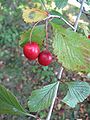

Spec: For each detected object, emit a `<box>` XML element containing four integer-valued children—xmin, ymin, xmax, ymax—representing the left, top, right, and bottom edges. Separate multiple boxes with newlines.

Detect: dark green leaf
<box><xmin>19</xmin><ymin>25</ymin><xmax>45</xmax><ymax>47</ymax></box>
<box><xmin>62</xmin><ymin>81</ymin><xmax>90</xmax><ymax>108</ymax></box>
<box><xmin>52</xmin><ymin>23</ymin><xmax>90</xmax><ymax>73</ymax></box>
<box><xmin>28</xmin><ymin>82</ymin><xmax>59</xmax><ymax>112</ymax></box>
<box><xmin>0</xmin><ymin>84</ymin><xmax>26</xmax><ymax>115</ymax></box>
<box><xmin>54</xmin><ymin>0</ymin><xmax>68</xmax><ymax>9</ymax></box>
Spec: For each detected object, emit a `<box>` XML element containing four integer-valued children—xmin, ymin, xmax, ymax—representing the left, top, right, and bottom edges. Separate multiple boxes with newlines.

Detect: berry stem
<box><xmin>45</xmin><ymin>19</ymin><xmax>49</xmax><ymax>49</ymax></box>
<box><xmin>29</xmin><ymin>20</ymin><xmax>42</xmax><ymax>43</ymax></box>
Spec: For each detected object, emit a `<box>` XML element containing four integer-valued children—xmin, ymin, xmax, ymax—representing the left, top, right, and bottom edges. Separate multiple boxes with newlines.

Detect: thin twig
<box><xmin>24</xmin><ymin>112</ymin><xmax>37</xmax><ymax>119</ymax></box>
<box><xmin>57</xmin><ymin>67</ymin><xmax>64</xmax><ymax>80</ymax></box>
<box><xmin>44</xmin><ymin>15</ymin><xmax>75</xmax><ymax>30</ymax></box>
<box><xmin>74</xmin><ymin>0</ymin><xmax>86</xmax><ymax>32</ymax></box>
<box><xmin>29</xmin><ymin>14</ymin><xmax>75</xmax><ymax>43</ymax></box>
<box><xmin>46</xmin><ymin>81</ymin><xmax>60</xmax><ymax>120</ymax></box>
<box><xmin>46</xmin><ymin>67</ymin><xmax>64</xmax><ymax>120</ymax></box>
<box><xmin>46</xmin><ymin>19</ymin><xmax>49</xmax><ymax>49</ymax></box>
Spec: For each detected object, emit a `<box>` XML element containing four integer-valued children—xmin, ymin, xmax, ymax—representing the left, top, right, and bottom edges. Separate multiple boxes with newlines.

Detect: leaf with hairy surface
<box><xmin>62</xmin><ymin>81</ymin><xmax>90</xmax><ymax>108</ymax></box>
<box><xmin>52</xmin><ymin>23</ymin><xmax>90</xmax><ymax>73</ymax></box>
<box><xmin>28</xmin><ymin>82</ymin><xmax>59</xmax><ymax>112</ymax></box>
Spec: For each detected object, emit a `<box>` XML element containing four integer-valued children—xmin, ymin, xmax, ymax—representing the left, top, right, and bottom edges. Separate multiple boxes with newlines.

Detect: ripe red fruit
<box><xmin>23</xmin><ymin>42</ymin><xmax>40</xmax><ymax>60</ymax></box>
<box><xmin>38</xmin><ymin>50</ymin><xmax>52</xmax><ymax>66</ymax></box>
<box><xmin>88</xmin><ymin>35</ymin><xmax>90</xmax><ymax>39</ymax></box>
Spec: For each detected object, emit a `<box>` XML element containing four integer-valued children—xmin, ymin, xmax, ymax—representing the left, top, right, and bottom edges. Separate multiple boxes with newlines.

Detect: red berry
<box><xmin>23</xmin><ymin>42</ymin><xmax>40</xmax><ymax>60</ymax></box>
<box><xmin>38</xmin><ymin>50</ymin><xmax>52</xmax><ymax>66</ymax></box>
<box><xmin>88</xmin><ymin>35</ymin><xmax>90</xmax><ymax>39</ymax></box>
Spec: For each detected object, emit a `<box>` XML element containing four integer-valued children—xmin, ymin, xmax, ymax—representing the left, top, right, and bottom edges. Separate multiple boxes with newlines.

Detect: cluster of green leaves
<box><xmin>19</xmin><ymin>0</ymin><xmax>90</xmax><ymax>113</ymax></box>
<box><xmin>0</xmin><ymin>81</ymin><xmax>90</xmax><ymax>115</ymax></box>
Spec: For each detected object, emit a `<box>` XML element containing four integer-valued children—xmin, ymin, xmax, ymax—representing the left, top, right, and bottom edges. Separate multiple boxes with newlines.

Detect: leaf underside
<box><xmin>28</xmin><ymin>82</ymin><xmax>59</xmax><ymax>112</ymax></box>
<box><xmin>52</xmin><ymin>23</ymin><xmax>90</xmax><ymax>73</ymax></box>
<box><xmin>62</xmin><ymin>81</ymin><xmax>90</xmax><ymax>108</ymax></box>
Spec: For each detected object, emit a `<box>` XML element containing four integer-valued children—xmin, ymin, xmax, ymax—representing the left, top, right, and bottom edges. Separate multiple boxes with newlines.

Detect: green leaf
<box><xmin>54</xmin><ymin>0</ymin><xmax>68</xmax><ymax>9</ymax></box>
<box><xmin>0</xmin><ymin>84</ymin><xmax>26</xmax><ymax>115</ymax></box>
<box><xmin>28</xmin><ymin>82</ymin><xmax>59</xmax><ymax>112</ymax></box>
<box><xmin>86</xmin><ymin>0</ymin><xmax>90</xmax><ymax>5</ymax></box>
<box><xmin>62</xmin><ymin>81</ymin><xmax>90</xmax><ymax>108</ymax></box>
<box><xmin>19</xmin><ymin>25</ymin><xmax>45</xmax><ymax>47</ymax></box>
<box><xmin>50</xmin><ymin>10</ymin><xmax>65</xmax><ymax>25</ymax></box>
<box><xmin>52</xmin><ymin>23</ymin><xmax>90</xmax><ymax>73</ymax></box>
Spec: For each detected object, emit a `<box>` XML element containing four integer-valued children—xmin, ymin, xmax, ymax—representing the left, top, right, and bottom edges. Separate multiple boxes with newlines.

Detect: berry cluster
<box><xmin>23</xmin><ymin>42</ymin><xmax>52</xmax><ymax>66</ymax></box>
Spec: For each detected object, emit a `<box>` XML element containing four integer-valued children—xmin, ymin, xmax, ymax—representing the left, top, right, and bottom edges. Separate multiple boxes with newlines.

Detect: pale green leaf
<box><xmin>22</xmin><ymin>8</ymin><xmax>48</xmax><ymax>23</ymax></box>
<box><xmin>54</xmin><ymin>0</ymin><xmax>68</xmax><ymax>9</ymax></box>
<box><xmin>52</xmin><ymin>23</ymin><xmax>90</xmax><ymax>73</ymax></box>
<box><xmin>19</xmin><ymin>25</ymin><xmax>45</xmax><ymax>47</ymax></box>
<box><xmin>62</xmin><ymin>81</ymin><xmax>90</xmax><ymax>108</ymax></box>
<box><xmin>0</xmin><ymin>84</ymin><xmax>26</xmax><ymax>115</ymax></box>
<box><xmin>28</xmin><ymin>82</ymin><xmax>59</xmax><ymax>112</ymax></box>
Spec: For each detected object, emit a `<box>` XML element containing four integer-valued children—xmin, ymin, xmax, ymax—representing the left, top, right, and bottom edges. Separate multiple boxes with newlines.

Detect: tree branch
<box><xmin>57</xmin><ymin>67</ymin><xmax>64</xmax><ymax>80</ymax></box>
<box><xmin>46</xmin><ymin>67</ymin><xmax>64</xmax><ymax>120</ymax></box>
<box><xmin>44</xmin><ymin>15</ymin><xmax>75</xmax><ymax>30</ymax></box>
<box><xmin>25</xmin><ymin>113</ymin><xmax>37</xmax><ymax>119</ymax></box>
<box><xmin>46</xmin><ymin>82</ymin><xmax>59</xmax><ymax>120</ymax></box>
<box><xmin>74</xmin><ymin>0</ymin><xmax>86</xmax><ymax>32</ymax></box>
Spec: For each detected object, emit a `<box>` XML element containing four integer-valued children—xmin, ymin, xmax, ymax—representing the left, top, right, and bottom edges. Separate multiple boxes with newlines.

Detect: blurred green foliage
<box><xmin>0</xmin><ymin>0</ymin><xmax>30</xmax><ymax>46</ymax></box>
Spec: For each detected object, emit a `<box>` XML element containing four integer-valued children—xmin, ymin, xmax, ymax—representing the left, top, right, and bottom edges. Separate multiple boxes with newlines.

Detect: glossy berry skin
<box><xmin>88</xmin><ymin>35</ymin><xmax>90</xmax><ymax>39</ymax></box>
<box><xmin>23</xmin><ymin>42</ymin><xmax>40</xmax><ymax>60</ymax></box>
<box><xmin>38</xmin><ymin>50</ymin><xmax>52</xmax><ymax>66</ymax></box>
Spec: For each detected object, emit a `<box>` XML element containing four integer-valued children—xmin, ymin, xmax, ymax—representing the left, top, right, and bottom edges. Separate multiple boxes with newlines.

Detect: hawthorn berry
<box><xmin>23</xmin><ymin>42</ymin><xmax>40</xmax><ymax>60</ymax></box>
<box><xmin>88</xmin><ymin>35</ymin><xmax>90</xmax><ymax>39</ymax></box>
<box><xmin>38</xmin><ymin>50</ymin><xmax>52</xmax><ymax>66</ymax></box>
